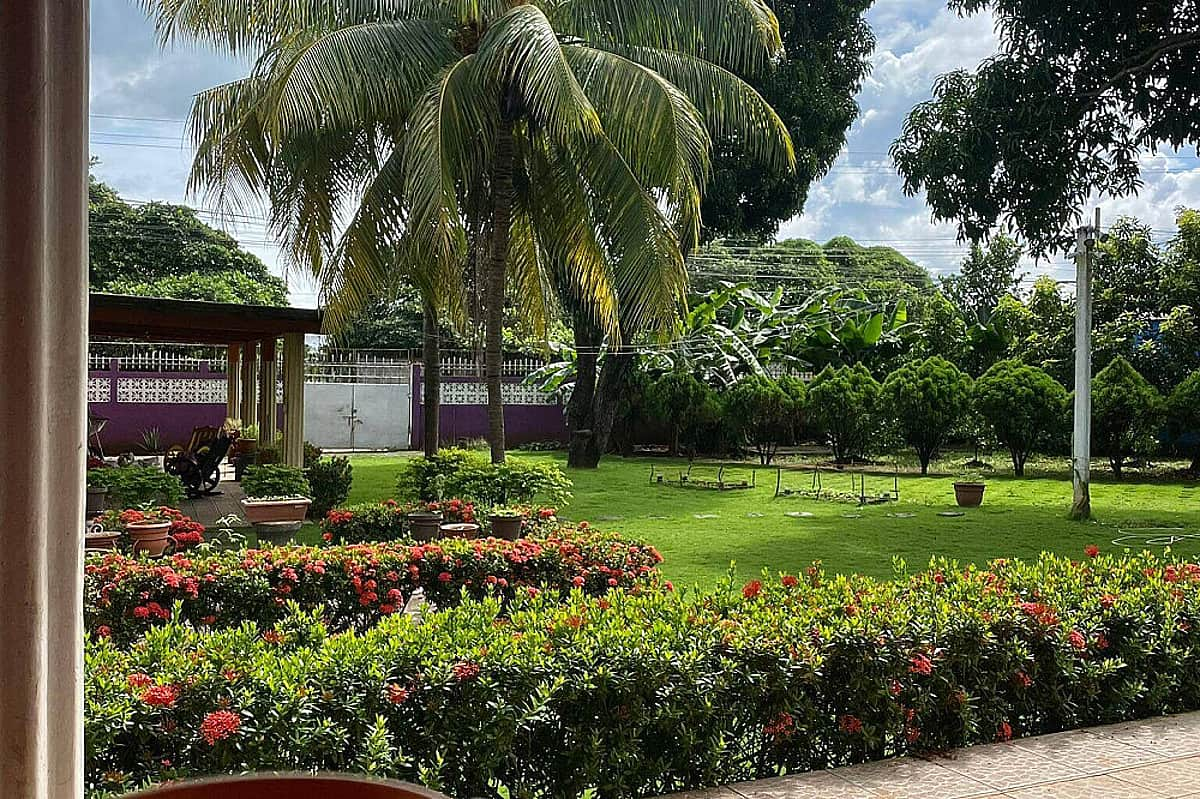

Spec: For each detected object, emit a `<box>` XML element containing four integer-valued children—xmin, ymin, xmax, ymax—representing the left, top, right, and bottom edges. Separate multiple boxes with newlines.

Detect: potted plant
<box><xmin>240</xmin><ymin>464</ymin><xmax>311</xmax><ymax>524</ymax></box>
<box><xmin>953</xmin><ymin>480</ymin><xmax>986</xmax><ymax>507</ymax></box>
<box><xmin>439</xmin><ymin>522</ymin><xmax>480</xmax><ymax>539</ymax></box>
<box><xmin>406</xmin><ymin>508</ymin><xmax>443</xmax><ymax>542</ymax></box>
<box><xmin>231</xmin><ymin>421</ymin><xmax>259</xmax><ymax>480</ymax></box>
<box><xmin>97</xmin><ymin>507</ymin><xmax>178</xmax><ymax>557</ymax></box>
<box><xmin>488</xmin><ymin>505</ymin><xmax>525</xmax><ymax>540</ymax></box>
<box><xmin>84</xmin><ymin>519</ymin><xmax>120</xmax><ymax>552</ymax></box>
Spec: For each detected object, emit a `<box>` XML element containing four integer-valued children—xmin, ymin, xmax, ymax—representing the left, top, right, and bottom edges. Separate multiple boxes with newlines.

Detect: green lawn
<box><xmin>329</xmin><ymin>451</ymin><xmax>1200</xmax><ymax>588</ymax></box>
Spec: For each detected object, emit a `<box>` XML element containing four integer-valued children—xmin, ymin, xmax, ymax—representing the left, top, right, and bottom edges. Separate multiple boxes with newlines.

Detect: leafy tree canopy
<box><xmin>972</xmin><ymin>359</ymin><xmax>1069</xmax><ymax>476</ymax></box>
<box><xmin>881</xmin><ymin>356</ymin><xmax>973</xmax><ymax>474</ymax></box>
<box><xmin>701</xmin><ymin>0</ymin><xmax>875</xmax><ymax>240</ymax></box>
<box><xmin>1091</xmin><ymin>356</ymin><xmax>1163</xmax><ymax>479</ymax></box>
<box><xmin>807</xmin><ymin>363</ymin><xmax>881</xmax><ymax>462</ymax></box>
<box><xmin>940</xmin><ymin>235</ymin><xmax>1024</xmax><ymax>323</ymax></box>
<box><xmin>724</xmin><ymin>375</ymin><xmax>796</xmax><ymax>464</ymax></box>
<box><xmin>89</xmin><ymin>176</ymin><xmax>287</xmax><ymax>306</ymax></box>
<box><xmin>892</xmin><ymin>1</ymin><xmax>1200</xmax><ymax>254</ymax></box>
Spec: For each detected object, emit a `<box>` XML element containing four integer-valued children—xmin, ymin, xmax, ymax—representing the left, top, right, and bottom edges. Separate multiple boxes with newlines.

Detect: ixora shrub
<box><xmin>306</xmin><ymin>455</ymin><xmax>353</xmax><ymax>518</ymax></box>
<box><xmin>973</xmin><ymin>360</ymin><xmax>1069</xmax><ymax>476</ymax></box>
<box><xmin>84</xmin><ymin>531</ymin><xmax>662</xmax><ymax>645</ymax></box>
<box><xmin>321</xmin><ymin>499</ymin><xmax>478</xmax><ymax>544</ymax></box>
<box><xmin>86</xmin><ymin>465</ymin><xmax>184</xmax><ymax>508</ymax></box>
<box><xmin>242</xmin><ymin>464</ymin><xmax>311</xmax><ymax>498</ymax></box>
<box><xmin>881</xmin><ymin>357</ymin><xmax>973</xmax><ymax>474</ymax></box>
<box><xmin>1168</xmin><ymin>369</ymin><xmax>1200</xmax><ymax>472</ymax></box>
<box><xmin>94</xmin><ymin>508</ymin><xmax>206</xmax><ymax>551</ymax></box>
<box><xmin>724</xmin><ymin>376</ymin><xmax>796</xmax><ymax>465</ymax></box>
<box><xmin>808</xmin><ymin>363</ymin><xmax>881</xmax><ymax>462</ymax></box>
<box><xmin>395</xmin><ymin>448</ymin><xmax>571</xmax><ymax>507</ymax></box>
<box><xmin>1092</xmin><ymin>356</ymin><xmax>1164</xmax><ymax>479</ymax></box>
<box><xmin>86</xmin><ymin>551</ymin><xmax>1200</xmax><ymax>798</ymax></box>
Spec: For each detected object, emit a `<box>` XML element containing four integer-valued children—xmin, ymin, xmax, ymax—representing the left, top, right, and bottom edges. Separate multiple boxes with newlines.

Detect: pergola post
<box><xmin>227</xmin><ymin>343</ymin><xmax>242</xmax><ymax>421</ymax></box>
<box><xmin>241</xmin><ymin>340</ymin><xmax>259</xmax><ymax>429</ymax></box>
<box><xmin>282</xmin><ymin>332</ymin><xmax>306</xmax><ymax>467</ymax></box>
<box><xmin>0</xmin><ymin>0</ymin><xmax>87</xmax><ymax>796</ymax></box>
<box><xmin>258</xmin><ymin>337</ymin><xmax>278</xmax><ymax>448</ymax></box>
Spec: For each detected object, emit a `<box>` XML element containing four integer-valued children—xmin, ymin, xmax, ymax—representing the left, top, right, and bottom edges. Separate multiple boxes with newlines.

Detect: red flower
<box><xmin>1069</xmin><ymin>630</ymin><xmax>1087</xmax><ymax>651</ymax></box>
<box><xmin>451</xmin><ymin>661</ymin><xmax>480</xmax><ymax>682</ymax></box>
<box><xmin>201</xmin><ymin>615</ymin><xmax>217</xmax><ymax>625</ymax></box>
<box><xmin>763</xmin><ymin>712</ymin><xmax>794</xmax><ymax>739</ymax></box>
<box><xmin>199</xmin><ymin>710</ymin><xmax>240</xmax><ymax>745</ymax></box>
<box><xmin>126</xmin><ymin>673</ymin><xmax>153</xmax><ymax>690</ymax></box>
<box><xmin>387</xmin><ymin>684</ymin><xmax>409</xmax><ymax>704</ymax></box>
<box><xmin>996</xmin><ymin>721</ymin><xmax>1013</xmax><ymax>742</ymax></box>
<box><xmin>1100</xmin><ymin>593</ymin><xmax>1117</xmax><ymax>609</ymax></box>
<box><xmin>1014</xmin><ymin>671</ymin><xmax>1032</xmax><ymax>688</ymax></box>
<box><xmin>261</xmin><ymin>630</ymin><xmax>284</xmax><ymax>645</ymax></box>
<box><xmin>742</xmin><ymin>580</ymin><xmax>763</xmax><ymax>600</ymax></box>
<box><xmin>1096</xmin><ymin>632</ymin><xmax>1110</xmax><ymax>650</ymax></box>
<box><xmin>1084</xmin><ymin>544</ymin><xmax>1100</xmax><ymax>558</ymax></box>
<box><xmin>909</xmin><ymin>654</ymin><xmax>933</xmax><ymax>676</ymax></box>
<box><xmin>140</xmin><ymin>684</ymin><xmax>179</xmax><ymax>708</ymax></box>
<box><xmin>133</xmin><ymin>606</ymin><xmax>150</xmax><ymax>619</ymax></box>
<box><xmin>607</xmin><ymin>577</ymin><xmax>618</xmax><ymax>587</ymax></box>
<box><xmin>781</xmin><ymin>574</ymin><xmax>799</xmax><ymax>588</ymax></box>
<box><xmin>933</xmin><ymin>571</ymin><xmax>946</xmax><ymax>584</ymax></box>
<box><xmin>572</xmin><ymin>576</ymin><xmax>585</xmax><ymax>588</ymax></box>
<box><xmin>905</xmin><ymin>725</ymin><xmax>921</xmax><ymax>743</ymax></box>
<box><xmin>96</xmin><ymin>625</ymin><xmax>111</xmax><ymax>639</ymax></box>
<box><xmin>322</xmin><ymin>532</ymin><xmax>333</xmax><ymax>542</ymax></box>
<box><xmin>437</xmin><ymin>572</ymin><xmax>452</xmax><ymax>583</ymax></box>
<box><xmin>888</xmin><ymin>679</ymin><xmax>903</xmax><ymax>697</ymax></box>
<box><xmin>839</xmin><ymin>714</ymin><xmax>863</xmax><ymax>734</ymax></box>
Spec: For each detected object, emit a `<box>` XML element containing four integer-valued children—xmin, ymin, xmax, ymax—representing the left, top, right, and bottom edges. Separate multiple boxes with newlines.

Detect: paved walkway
<box><xmin>665</xmin><ymin>712</ymin><xmax>1200</xmax><ymax>799</ymax></box>
<box><xmin>178</xmin><ymin>464</ymin><xmax>246</xmax><ymax>526</ymax></box>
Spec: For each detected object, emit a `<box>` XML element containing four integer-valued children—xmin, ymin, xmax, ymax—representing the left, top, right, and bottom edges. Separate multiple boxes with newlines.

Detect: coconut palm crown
<box><xmin>147</xmin><ymin>0</ymin><xmax>795</xmax><ymax>461</ymax></box>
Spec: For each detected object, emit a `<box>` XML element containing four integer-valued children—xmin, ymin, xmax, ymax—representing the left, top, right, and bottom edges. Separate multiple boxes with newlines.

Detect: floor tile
<box><xmin>730</xmin><ymin>771</ymin><xmax>873</xmax><ymax>799</ymax></box>
<box><xmin>1114</xmin><ymin>756</ymin><xmax>1200</xmax><ymax>796</ymax></box>
<box><xmin>1006</xmin><ymin>774</ymin><xmax>1163</xmax><ymax>798</ymax></box>
<box><xmin>936</xmin><ymin>740</ymin><xmax>1086</xmax><ymax>791</ymax></box>
<box><xmin>833</xmin><ymin>756</ymin><xmax>994</xmax><ymax>798</ymax></box>
<box><xmin>1013</xmin><ymin>729</ymin><xmax>1161</xmax><ymax>774</ymax></box>
<box><xmin>1090</xmin><ymin>717</ymin><xmax>1200</xmax><ymax>759</ymax></box>
<box><xmin>659</xmin><ymin>788</ymin><xmax>742</xmax><ymax>799</ymax></box>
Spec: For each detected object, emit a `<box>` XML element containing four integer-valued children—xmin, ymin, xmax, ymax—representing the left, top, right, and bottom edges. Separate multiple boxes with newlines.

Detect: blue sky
<box><xmin>89</xmin><ymin>0</ymin><xmax>1200</xmax><ymax>307</ymax></box>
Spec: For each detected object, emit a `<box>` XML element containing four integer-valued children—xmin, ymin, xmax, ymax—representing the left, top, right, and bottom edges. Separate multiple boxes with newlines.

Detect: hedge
<box><xmin>86</xmin><ymin>550</ymin><xmax>1200</xmax><ymax>797</ymax></box>
<box><xmin>321</xmin><ymin>499</ymin><xmax>561</xmax><ymax>544</ymax></box>
<box><xmin>85</xmin><ymin>531</ymin><xmax>663</xmax><ymax>645</ymax></box>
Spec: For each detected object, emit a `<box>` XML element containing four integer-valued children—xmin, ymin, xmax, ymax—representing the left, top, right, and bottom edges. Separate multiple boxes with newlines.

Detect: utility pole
<box><xmin>1069</xmin><ymin>208</ymin><xmax>1100</xmax><ymax>521</ymax></box>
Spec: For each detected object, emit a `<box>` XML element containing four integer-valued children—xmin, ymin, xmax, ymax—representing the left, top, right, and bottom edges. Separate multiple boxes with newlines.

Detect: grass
<box><xmin>308</xmin><ymin>450</ymin><xmax>1200</xmax><ymax>589</ymax></box>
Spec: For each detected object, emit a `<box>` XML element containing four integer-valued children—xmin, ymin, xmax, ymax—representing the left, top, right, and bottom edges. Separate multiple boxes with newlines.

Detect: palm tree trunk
<box><xmin>422</xmin><ymin>297</ymin><xmax>440</xmax><ymax>458</ymax></box>
<box><xmin>484</xmin><ymin>117</ymin><xmax>516</xmax><ymax>464</ymax></box>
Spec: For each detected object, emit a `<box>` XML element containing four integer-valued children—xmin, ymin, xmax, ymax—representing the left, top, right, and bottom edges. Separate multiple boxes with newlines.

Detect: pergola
<box><xmin>90</xmin><ymin>293</ymin><xmax>324</xmax><ymax>466</ymax></box>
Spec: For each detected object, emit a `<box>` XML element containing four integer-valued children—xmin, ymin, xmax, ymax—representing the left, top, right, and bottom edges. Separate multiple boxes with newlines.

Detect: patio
<box><xmin>664</xmin><ymin>712</ymin><xmax>1200</xmax><ymax>799</ymax></box>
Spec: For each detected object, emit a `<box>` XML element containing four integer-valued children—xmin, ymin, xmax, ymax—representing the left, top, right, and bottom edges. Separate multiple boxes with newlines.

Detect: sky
<box><xmin>89</xmin><ymin>0</ymin><xmax>1200</xmax><ymax>308</ymax></box>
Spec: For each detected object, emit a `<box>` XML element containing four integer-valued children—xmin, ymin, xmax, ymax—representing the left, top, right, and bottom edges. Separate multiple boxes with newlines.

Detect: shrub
<box><xmin>646</xmin><ymin>370</ymin><xmax>718</xmax><ymax>455</ymax></box>
<box><xmin>881</xmin><ymin>357</ymin><xmax>973</xmax><ymax>474</ymax></box>
<box><xmin>85</xmin><ymin>551</ymin><xmax>1200</xmax><ymax>798</ymax></box>
<box><xmin>306</xmin><ymin>455</ymin><xmax>353</xmax><ymax>518</ymax></box>
<box><xmin>241</xmin><ymin>464</ymin><xmax>310</xmax><ymax>499</ymax></box>
<box><xmin>807</xmin><ymin>364</ymin><xmax>881</xmax><ymax>462</ymax></box>
<box><xmin>321</xmin><ymin>498</ymin><xmax>478</xmax><ymax>545</ymax></box>
<box><xmin>84</xmin><ymin>531</ymin><xmax>662</xmax><ymax>646</ymax></box>
<box><xmin>303</xmin><ymin>441</ymin><xmax>323</xmax><ymax>469</ymax></box>
<box><xmin>93</xmin><ymin>507</ymin><xmax>205</xmax><ymax>552</ymax></box>
<box><xmin>724</xmin><ymin>376</ymin><xmax>795</xmax><ymax>465</ymax></box>
<box><xmin>1168</xmin><ymin>369</ymin><xmax>1200</xmax><ymax>472</ymax></box>
<box><xmin>1092</xmin><ymin>356</ymin><xmax>1164</xmax><ymax>479</ymax></box>
<box><xmin>972</xmin><ymin>360</ymin><xmax>1069</xmax><ymax>476</ymax></box>
<box><xmin>395</xmin><ymin>448</ymin><xmax>572</xmax><ymax>506</ymax></box>
<box><xmin>86</xmin><ymin>465</ymin><xmax>184</xmax><ymax>508</ymax></box>
<box><xmin>777</xmin><ymin>374</ymin><xmax>809</xmax><ymax>443</ymax></box>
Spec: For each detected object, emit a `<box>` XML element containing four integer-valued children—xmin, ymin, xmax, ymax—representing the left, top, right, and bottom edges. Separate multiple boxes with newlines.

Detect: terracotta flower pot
<box><xmin>489</xmin><ymin>514</ymin><xmax>523</xmax><ymax>541</ymax></box>
<box><xmin>240</xmin><ymin>498</ymin><xmax>311</xmax><ymax>525</ymax></box>
<box><xmin>440</xmin><ymin>522</ymin><xmax>480</xmax><ymax>539</ymax></box>
<box><xmin>953</xmin><ymin>482</ymin><xmax>986</xmax><ymax>508</ymax></box>
<box><xmin>127</xmin><ymin>521</ymin><xmax>172</xmax><ymax>557</ymax></box>
<box><xmin>84</xmin><ymin>529</ymin><xmax>121</xmax><ymax>552</ymax></box>
<box><xmin>407</xmin><ymin>511</ymin><xmax>443</xmax><ymax>542</ymax></box>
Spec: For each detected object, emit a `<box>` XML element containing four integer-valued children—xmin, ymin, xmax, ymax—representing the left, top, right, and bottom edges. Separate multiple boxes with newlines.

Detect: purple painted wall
<box><xmin>88</xmin><ymin>360</ymin><xmax>281</xmax><ymax>453</ymax></box>
<box><xmin>412</xmin><ymin>365</ymin><xmax>567</xmax><ymax>449</ymax></box>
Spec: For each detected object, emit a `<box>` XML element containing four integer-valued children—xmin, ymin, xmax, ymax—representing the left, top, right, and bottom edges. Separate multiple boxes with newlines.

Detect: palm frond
<box><xmin>187</xmin><ymin>77</ymin><xmax>273</xmax><ymax>213</ymax></box>
<box><xmin>547</xmin><ymin>0</ymin><xmax>782</xmax><ymax>76</ymax></box>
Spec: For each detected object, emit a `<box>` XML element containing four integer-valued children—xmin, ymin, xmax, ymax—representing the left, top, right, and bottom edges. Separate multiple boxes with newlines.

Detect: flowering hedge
<box><xmin>320</xmin><ymin>499</ymin><xmax>561</xmax><ymax>544</ymax></box>
<box><xmin>85</xmin><ymin>550</ymin><xmax>1200</xmax><ymax>798</ymax></box>
<box><xmin>93</xmin><ymin>507</ymin><xmax>206</xmax><ymax>551</ymax></box>
<box><xmin>85</xmin><ymin>532</ymin><xmax>663</xmax><ymax>645</ymax></box>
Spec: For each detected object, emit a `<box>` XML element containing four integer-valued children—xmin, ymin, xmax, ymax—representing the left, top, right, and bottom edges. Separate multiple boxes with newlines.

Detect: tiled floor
<box><xmin>178</xmin><ymin>465</ymin><xmax>247</xmax><ymax>526</ymax></box>
<box><xmin>662</xmin><ymin>713</ymin><xmax>1200</xmax><ymax>799</ymax></box>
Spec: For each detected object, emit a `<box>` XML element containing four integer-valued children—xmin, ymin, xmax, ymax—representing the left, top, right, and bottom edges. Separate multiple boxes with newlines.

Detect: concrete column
<box><xmin>0</xmin><ymin>1</ymin><xmax>88</xmax><ymax>796</ymax></box>
<box><xmin>227</xmin><ymin>343</ymin><xmax>242</xmax><ymax>421</ymax></box>
<box><xmin>258</xmin><ymin>337</ymin><xmax>278</xmax><ymax>448</ymax></box>
<box><xmin>240</xmin><ymin>340</ymin><xmax>258</xmax><ymax>429</ymax></box>
<box><xmin>282</xmin><ymin>333</ymin><xmax>306</xmax><ymax>467</ymax></box>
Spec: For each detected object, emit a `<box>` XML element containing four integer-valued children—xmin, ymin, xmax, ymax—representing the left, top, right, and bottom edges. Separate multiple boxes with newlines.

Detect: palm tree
<box><xmin>148</xmin><ymin>0</ymin><xmax>794</xmax><ymax>463</ymax></box>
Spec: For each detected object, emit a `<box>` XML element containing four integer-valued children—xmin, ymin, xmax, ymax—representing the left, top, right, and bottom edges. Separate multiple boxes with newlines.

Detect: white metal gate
<box><xmin>304</xmin><ymin>355</ymin><xmax>411</xmax><ymax>450</ymax></box>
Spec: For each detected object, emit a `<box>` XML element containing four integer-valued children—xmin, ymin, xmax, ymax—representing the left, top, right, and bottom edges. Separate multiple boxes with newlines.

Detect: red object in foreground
<box><xmin>126</xmin><ymin>774</ymin><xmax>453</xmax><ymax>799</ymax></box>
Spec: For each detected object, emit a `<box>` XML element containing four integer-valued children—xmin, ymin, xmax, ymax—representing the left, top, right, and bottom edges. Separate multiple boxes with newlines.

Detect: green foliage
<box><xmin>1168</xmin><ymin>370</ymin><xmax>1200</xmax><ymax>471</ymax></box>
<box><xmin>807</xmin><ymin>364</ymin><xmax>881</xmax><ymax>462</ymax></box>
<box><xmin>241</xmin><ymin>464</ymin><xmax>310</xmax><ymax>499</ymax></box>
<box><xmin>1092</xmin><ymin>357</ymin><xmax>1164</xmax><ymax>479</ymax></box>
<box><xmin>724</xmin><ymin>376</ymin><xmax>795</xmax><ymax>465</ymax></box>
<box><xmin>646</xmin><ymin>371</ymin><xmax>719</xmax><ymax>455</ymax></box>
<box><xmin>892</xmin><ymin>4</ymin><xmax>1200</xmax><ymax>254</ymax></box>
<box><xmin>86</xmin><ymin>551</ymin><xmax>1200</xmax><ymax>798</ymax></box>
<box><xmin>88</xmin><ymin>177</ymin><xmax>287</xmax><ymax>305</ymax></box>
<box><xmin>973</xmin><ymin>360</ymin><xmax>1069</xmax><ymax>476</ymax></box>
<box><xmin>881</xmin><ymin>357</ymin><xmax>973</xmax><ymax>474</ymax></box>
<box><xmin>85</xmin><ymin>465</ymin><xmax>184</xmax><ymax>508</ymax></box>
<box><xmin>395</xmin><ymin>449</ymin><xmax>572</xmax><ymax>507</ymax></box>
<box><xmin>940</xmin><ymin>235</ymin><xmax>1024</xmax><ymax>323</ymax></box>
<box><xmin>84</xmin><ymin>532</ymin><xmax>661</xmax><ymax>645</ymax></box>
<box><xmin>306</xmin><ymin>456</ymin><xmax>353</xmax><ymax>518</ymax></box>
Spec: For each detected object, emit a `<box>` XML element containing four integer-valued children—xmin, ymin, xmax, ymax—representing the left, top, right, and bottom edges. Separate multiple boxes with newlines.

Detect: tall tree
<box><xmin>892</xmin><ymin>2</ymin><xmax>1200</xmax><ymax>254</ymax></box>
<box><xmin>940</xmin><ymin>235</ymin><xmax>1023</xmax><ymax>323</ymax></box>
<box><xmin>701</xmin><ymin>0</ymin><xmax>876</xmax><ymax>240</ymax></box>
<box><xmin>150</xmin><ymin>0</ymin><xmax>794</xmax><ymax>464</ymax></box>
